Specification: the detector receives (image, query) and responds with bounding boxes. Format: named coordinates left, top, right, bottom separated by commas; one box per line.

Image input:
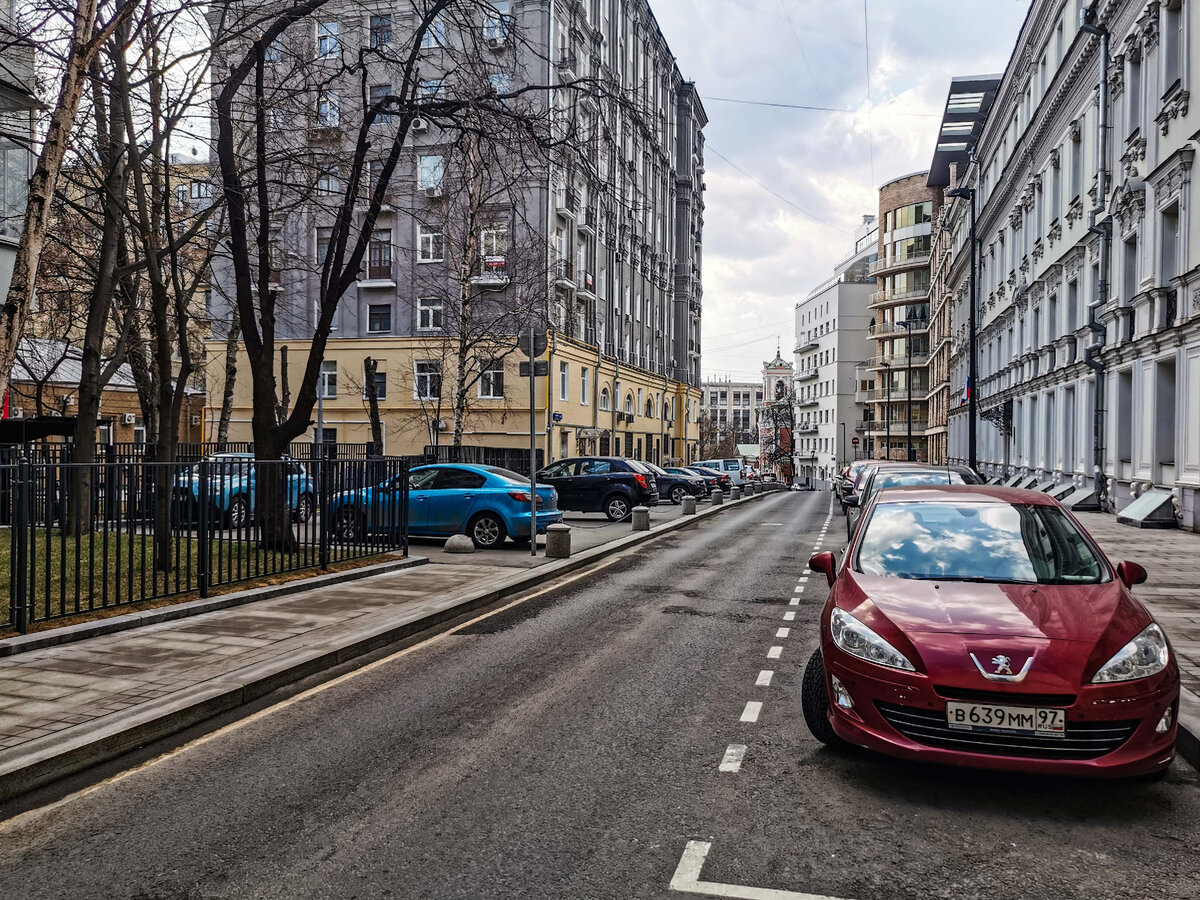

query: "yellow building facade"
left=204, top=332, right=702, bottom=465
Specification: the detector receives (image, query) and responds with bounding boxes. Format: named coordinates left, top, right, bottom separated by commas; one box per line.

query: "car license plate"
left=946, top=702, right=1065, bottom=737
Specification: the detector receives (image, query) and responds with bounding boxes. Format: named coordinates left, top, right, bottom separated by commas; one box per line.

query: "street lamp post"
left=898, top=320, right=915, bottom=461
left=948, top=185, right=978, bottom=472
left=839, top=421, right=847, bottom=467
left=879, top=359, right=891, bottom=461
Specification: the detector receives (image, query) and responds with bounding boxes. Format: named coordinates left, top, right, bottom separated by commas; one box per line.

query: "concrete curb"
left=0, top=556, right=429, bottom=658
left=0, top=489, right=783, bottom=802
left=1178, top=686, right=1200, bottom=772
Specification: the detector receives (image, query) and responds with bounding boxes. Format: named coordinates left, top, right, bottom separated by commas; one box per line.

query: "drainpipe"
left=1081, top=3, right=1110, bottom=507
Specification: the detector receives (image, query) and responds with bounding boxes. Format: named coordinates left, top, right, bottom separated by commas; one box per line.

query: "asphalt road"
left=0, top=489, right=1197, bottom=900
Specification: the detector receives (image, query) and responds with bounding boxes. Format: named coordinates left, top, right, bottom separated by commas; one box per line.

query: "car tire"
left=603, top=494, right=632, bottom=521
left=802, top=650, right=848, bottom=749
left=469, top=512, right=507, bottom=549
left=293, top=492, right=314, bottom=524
left=228, top=495, right=249, bottom=530
left=336, top=506, right=363, bottom=543
left=669, top=485, right=686, bottom=505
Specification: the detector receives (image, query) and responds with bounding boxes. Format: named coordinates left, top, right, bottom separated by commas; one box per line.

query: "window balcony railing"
left=868, top=287, right=931, bottom=308
left=866, top=387, right=929, bottom=402
left=868, top=319, right=930, bottom=337
left=794, top=369, right=819, bottom=382
left=861, top=353, right=930, bottom=370
left=868, top=251, right=932, bottom=275
left=366, top=263, right=393, bottom=281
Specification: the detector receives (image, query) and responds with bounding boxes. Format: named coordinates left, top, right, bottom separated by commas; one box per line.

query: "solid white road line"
left=783, top=611, right=796, bottom=621
left=669, top=840, right=855, bottom=899
left=775, top=627, right=790, bottom=639
left=767, top=646, right=782, bottom=659
left=788, top=598, right=800, bottom=606
left=719, top=744, right=748, bottom=773
left=740, top=701, right=762, bottom=723
left=755, top=670, right=773, bottom=686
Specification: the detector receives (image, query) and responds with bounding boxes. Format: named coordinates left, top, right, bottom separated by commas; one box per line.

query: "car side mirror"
left=1116, top=561, right=1148, bottom=588
left=809, top=551, right=837, bottom=587
left=843, top=495, right=859, bottom=508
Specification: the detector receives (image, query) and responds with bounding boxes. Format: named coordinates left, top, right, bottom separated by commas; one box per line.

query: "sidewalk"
left=1075, top=512, right=1200, bottom=768
left=0, top=488, right=780, bottom=802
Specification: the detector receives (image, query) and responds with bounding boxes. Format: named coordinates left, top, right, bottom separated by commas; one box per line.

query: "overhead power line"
left=701, top=96, right=940, bottom=118
left=706, top=145, right=852, bottom=234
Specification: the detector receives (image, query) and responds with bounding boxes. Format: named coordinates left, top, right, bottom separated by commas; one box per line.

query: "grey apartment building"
left=207, top=0, right=706, bottom=454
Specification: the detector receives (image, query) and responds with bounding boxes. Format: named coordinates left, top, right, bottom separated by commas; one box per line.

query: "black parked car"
left=666, top=465, right=722, bottom=496
left=643, top=462, right=706, bottom=504
left=685, top=465, right=732, bottom=492
left=536, top=457, right=660, bottom=521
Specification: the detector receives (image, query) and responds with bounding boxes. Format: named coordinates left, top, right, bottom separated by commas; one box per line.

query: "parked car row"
left=804, top=467, right=1180, bottom=780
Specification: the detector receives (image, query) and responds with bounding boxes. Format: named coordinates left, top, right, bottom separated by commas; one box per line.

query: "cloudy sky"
left=650, top=0, right=1031, bottom=381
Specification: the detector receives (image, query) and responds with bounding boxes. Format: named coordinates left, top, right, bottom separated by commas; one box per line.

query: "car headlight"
left=830, top=607, right=915, bottom=671
left=1092, top=623, right=1170, bottom=683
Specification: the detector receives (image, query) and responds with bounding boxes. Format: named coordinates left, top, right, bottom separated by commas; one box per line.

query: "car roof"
left=412, top=463, right=493, bottom=473
left=873, top=484, right=1061, bottom=506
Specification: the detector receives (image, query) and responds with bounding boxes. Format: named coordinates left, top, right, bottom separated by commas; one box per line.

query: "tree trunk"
left=363, top=356, right=383, bottom=456
left=217, top=306, right=241, bottom=447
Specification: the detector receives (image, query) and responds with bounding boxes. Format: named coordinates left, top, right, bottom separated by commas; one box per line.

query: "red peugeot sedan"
left=802, top=485, right=1179, bottom=778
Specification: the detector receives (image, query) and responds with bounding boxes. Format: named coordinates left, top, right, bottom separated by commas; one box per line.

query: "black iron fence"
left=0, top=441, right=376, bottom=466
left=421, top=444, right=544, bottom=475
left=1, top=455, right=409, bottom=633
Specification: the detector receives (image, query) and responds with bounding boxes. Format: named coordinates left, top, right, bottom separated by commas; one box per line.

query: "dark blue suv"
left=536, top=457, right=659, bottom=521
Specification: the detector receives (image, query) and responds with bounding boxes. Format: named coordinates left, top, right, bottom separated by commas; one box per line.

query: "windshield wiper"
left=929, top=576, right=1039, bottom=585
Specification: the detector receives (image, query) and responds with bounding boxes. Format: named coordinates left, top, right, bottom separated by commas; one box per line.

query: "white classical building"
left=943, top=0, right=1200, bottom=528
left=794, top=215, right=877, bottom=484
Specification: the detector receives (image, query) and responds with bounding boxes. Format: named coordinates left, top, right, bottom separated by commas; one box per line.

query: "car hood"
left=847, top=572, right=1147, bottom=645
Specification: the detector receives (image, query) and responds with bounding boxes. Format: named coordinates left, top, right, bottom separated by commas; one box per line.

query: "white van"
left=696, top=458, right=747, bottom=485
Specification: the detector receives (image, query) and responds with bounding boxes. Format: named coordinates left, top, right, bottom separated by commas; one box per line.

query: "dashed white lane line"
left=719, top=744, right=748, bottom=773
left=775, top=627, right=790, bottom=639
left=670, top=840, right=854, bottom=899
left=740, top=701, right=762, bottom=723
left=789, top=598, right=800, bottom=606
left=756, top=670, right=774, bottom=686
left=767, top=646, right=782, bottom=659
left=783, top=611, right=796, bottom=621
left=793, top=586, right=804, bottom=594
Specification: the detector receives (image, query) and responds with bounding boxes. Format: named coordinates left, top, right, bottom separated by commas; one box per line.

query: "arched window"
left=645, top=399, right=653, bottom=418
left=599, top=387, right=610, bottom=411
left=624, top=393, right=634, bottom=415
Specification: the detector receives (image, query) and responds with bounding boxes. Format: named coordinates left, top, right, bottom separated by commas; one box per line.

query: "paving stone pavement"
left=0, top=563, right=506, bottom=756
left=1076, top=513, right=1200, bottom=696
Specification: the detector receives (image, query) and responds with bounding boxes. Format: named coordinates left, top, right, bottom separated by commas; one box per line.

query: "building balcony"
left=551, top=258, right=575, bottom=290
left=868, top=252, right=932, bottom=276
left=576, top=269, right=596, bottom=297
left=868, top=287, right=931, bottom=308
left=866, top=387, right=929, bottom=402
left=555, top=188, right=579, bottom=219
left=795, top=423, right=818, bottom=434
left=865, top=419, right=928, bottom=436
left=869, top=319, right=930, bottom=337
left=794, top=369, right=819, bottom=382
left=861, top=353, right=930, bottom=370
left=472, top=255, right=511, bottom=287
left=794, top=338, right=819, bottom=353
left=796, top=397, right=820, bottom=409
left=854, top=419, right=876, bottom=432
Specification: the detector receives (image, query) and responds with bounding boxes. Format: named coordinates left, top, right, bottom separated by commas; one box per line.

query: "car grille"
left=934, top=686, right=1077, bottom=707
left=875, top=702, right=1137, bottom=760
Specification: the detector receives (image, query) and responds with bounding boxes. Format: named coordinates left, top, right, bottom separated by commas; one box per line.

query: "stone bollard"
left=632, top=505, right=651, bottom=531
left=681, top=495, right=697, bottom=516
left=745, top=482, right=756, bottom=496
left=731, top=485, right=742, bottom=501
left=445, top=534, right=475, bottom=553
left=545, top=523, right=572, bottom=558
left=710, top=489, right=724, bottom=505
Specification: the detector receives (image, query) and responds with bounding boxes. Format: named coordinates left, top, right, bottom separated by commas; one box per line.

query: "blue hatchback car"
left=330, top=464, right=562, bottom=549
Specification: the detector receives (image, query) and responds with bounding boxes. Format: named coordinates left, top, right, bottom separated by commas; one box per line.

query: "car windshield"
left=869, top=470, right=966, bottom=498
left=855, top=501, right=1107, bottom=585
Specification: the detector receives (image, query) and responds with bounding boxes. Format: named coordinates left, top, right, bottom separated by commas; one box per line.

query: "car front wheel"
left=294, top=492, right=314, bottom=524
left=604, top=494, right=632, bottom=521
left=469, top=513, right=506, bottom=549
left=228, top=495, right=249, bottom=530
left=669, top=485, right=686, bottom=505
left=336, top=506, right=363, bottom=542
left=802, top=650, right=847, bottom=748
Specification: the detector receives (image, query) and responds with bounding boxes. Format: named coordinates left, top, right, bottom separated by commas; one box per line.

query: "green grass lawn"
left=0, top=528, right=397, bottom=628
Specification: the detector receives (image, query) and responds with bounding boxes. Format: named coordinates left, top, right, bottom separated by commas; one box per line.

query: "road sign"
left=519, top=360, right=549, bottom=377
left=852, top=437, right=860, bottom=445
left=517, top=331, right=548, bottom=358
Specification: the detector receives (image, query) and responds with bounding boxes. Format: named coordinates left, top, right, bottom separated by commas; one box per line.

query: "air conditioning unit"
left=190, top=414, right=201, bottom=427
left=485, top=35, right=507, bottom=50
left=436, top=418, right=449, bottom=431
left=411, top=117, right=428, bottom=132
left=423, top=186, right=443, bottom=199
left=12, top=407, right=23, bottom=418
left=122, top=413, right=136, bottom=425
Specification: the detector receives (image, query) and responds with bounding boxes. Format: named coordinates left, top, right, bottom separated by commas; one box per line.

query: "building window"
left=418, top=154, right=444, bottom=189
left=480, top=359, right=504, bottom=398
left=421, top=17, right=446, bottom=48
left=368, top=229, right=392, bottom=280
left=368, top=371, right=387, bottom=400
left=1123, top=236, right=1138, bottom=301
left=1164, top=1, right=1184, bottom=87
left=418, top=79, right=443, bottom=100
left=316, top=227, right=332, bottom=266
left=488, top=73, right=511, bottom=97
left=559, top=361, right=569, bottom=401
left=484, top=1, right=511, bottom=41
left=599, top=387, right=610, bottom=411
left=264, top=40, right=283, bottom=63
left=481, top=224, right=508, bottom=272
left=370, top=14, right=392, bottom=49
left=580, top=368, right=589, bottom=404
left=369, top=85, right=393, bottom=124
left=319, top=360, right=338, bottom=399
left=316, top=91, right=340, bottom=127
left=418, top=297, right=443, bottom=330
left=418, top=224, right=444, bottom=262
left=316, top=169, right=340, bottom=195
left=189, top=180, right=211, bottom=200
left=1128, top=54, right=1143, bottom=135
left=415, top=361, right=441, bottom=400
left=367, top=304, right=392, bottom=333
left=317, top=21, right=339, bottom=58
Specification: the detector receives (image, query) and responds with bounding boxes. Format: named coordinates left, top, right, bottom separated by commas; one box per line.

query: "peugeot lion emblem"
left=969, top=652, right=1034, bottom=682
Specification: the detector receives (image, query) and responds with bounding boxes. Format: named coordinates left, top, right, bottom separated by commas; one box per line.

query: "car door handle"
left=461, top=493, right=474, bottom=499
